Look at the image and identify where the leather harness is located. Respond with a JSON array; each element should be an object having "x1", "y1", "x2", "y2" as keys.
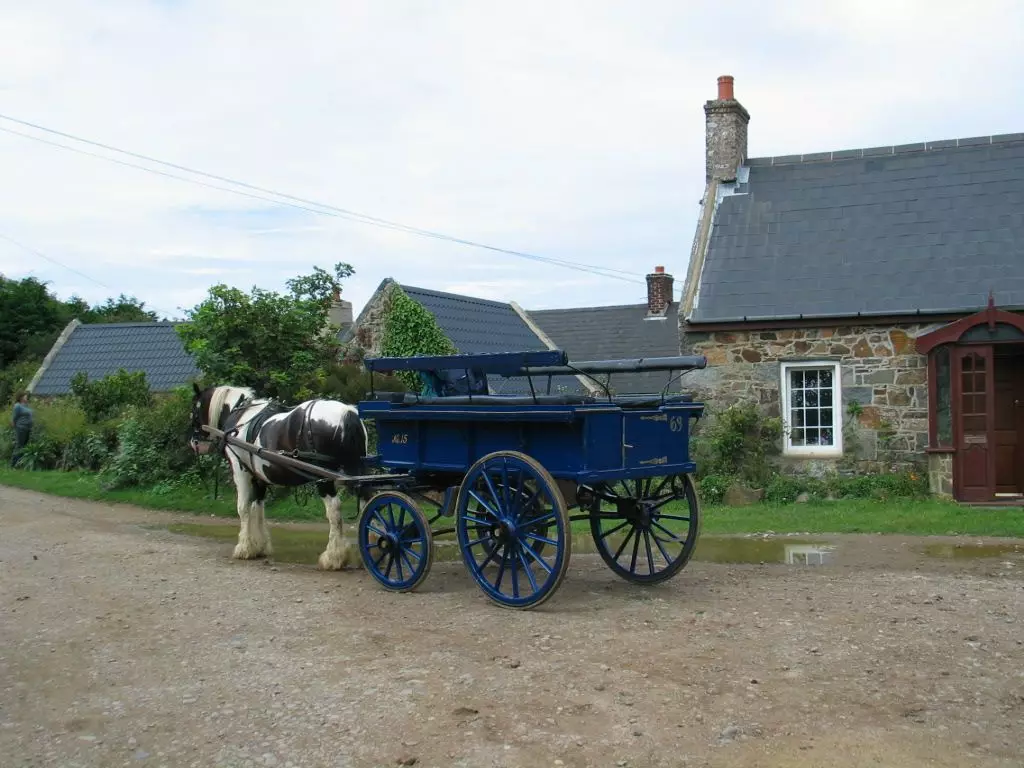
[{"x1": 215, "y1": 396, "x2": 340, "y2": 479}]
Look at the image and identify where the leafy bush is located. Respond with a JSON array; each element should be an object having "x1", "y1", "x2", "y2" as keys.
[
  {"x1": 71, "y1": 369, "x2": 152, "y2": 423},
  {"x1": 692, "y1": 401, "x2": 783, "y2": 487},
  {"x1": 101, "y1": 387, "x2": 198, "y2": 489},
  {"x1": 380, "y1": 285, "x2": 457, "y2": 391},
  {"x1": 320, "y1": 362, "x2": 406, "y2": 404},
  {"x1": 696, "y1": 473, "x2": 733, "y2": 506},
  {"x1": 0, "y1": 358, "x2": 41, "y2": 406},
  {"x1": 764, "y1": 470, "x2": 929, "y2": 504}
]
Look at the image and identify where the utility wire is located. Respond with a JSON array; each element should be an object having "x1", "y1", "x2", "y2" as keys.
[
  {"x1": 0, "y1": 231, "x2": 110, "y2": 289},
  {"x1": 0, "y1": 230, "x2": 179, "y2": 319},
  {"x1": 0, "y1": 113, "x2": 645, "y2": 284}
]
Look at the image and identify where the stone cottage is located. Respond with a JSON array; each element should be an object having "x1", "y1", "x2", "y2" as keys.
[
  {"x1": 340, "y1": 270, "x2": 682, "y2": 396},
  {"x1": 679, "y1": 75, "x2": 1024, "y2": 503}
]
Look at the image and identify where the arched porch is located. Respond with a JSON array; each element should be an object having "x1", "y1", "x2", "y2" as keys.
[{"x1": 917, "y1": 297, "x2": 1024, "y2": 502}]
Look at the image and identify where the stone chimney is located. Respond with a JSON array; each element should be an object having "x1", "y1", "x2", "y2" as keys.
[
  {"x1": 326, "y1": 285, "x2": 353, "y2": 335},
  {"x1": 704, "y1": 74, "x2": 750, "y2": 182},
  {"x1": 646, "y1": 266, "x2": 674, "y2": 317}
]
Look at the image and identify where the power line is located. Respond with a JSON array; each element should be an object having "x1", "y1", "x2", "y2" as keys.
[
  {"x1": 0, "y1": 231, "x2": 110, "y2": 289},
  {"x1": 0, "y1": 113, "x2": 645, "y2": 284},
  {"x1": 0, "y1": 230, "x2": 179, "y2": 319}
]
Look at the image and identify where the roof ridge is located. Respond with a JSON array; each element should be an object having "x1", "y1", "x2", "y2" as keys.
[
  {"x1": 529, "y1": 302, "x2": 654, "y2": 313},
  {"x1": 77, "y1": 321, "x2": 181, "y2": 328},
  {"x1": 748, "y1": 131, "x2": 1024, "y2": 168},
  {"x1": 399, "y1": 283, "x2": 514, "y2": 308}
]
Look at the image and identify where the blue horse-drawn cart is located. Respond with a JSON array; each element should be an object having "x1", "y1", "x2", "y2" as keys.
[
  {"x1": 350, "y1": 348, "x2": 707, "y2": 609},
  {"x1": 205, "y1": 348, "x2": 707, "y2": 609}
]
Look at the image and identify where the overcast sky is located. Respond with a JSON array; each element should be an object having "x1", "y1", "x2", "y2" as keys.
[{"x1": 1, "y1": 0, "x2": 1022, "y2": 320}]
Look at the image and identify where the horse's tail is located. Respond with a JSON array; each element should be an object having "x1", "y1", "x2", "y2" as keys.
[{"x1": 338, "y1": 407, "x2": 368, "y2": 477}]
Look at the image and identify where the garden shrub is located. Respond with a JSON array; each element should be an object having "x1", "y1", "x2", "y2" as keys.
[
  {"x1": 696, "y1": 473, "x2": 733, "y2": 506},
  {"x1": 692, "y1": 401, "x2": 783, "y2": 487},
  {"x1": 71, "y1": 369, "x2": 152, "y2": 423},
  {"x1": 101, "y1": 387, "x2": 198, "y2": 489}
]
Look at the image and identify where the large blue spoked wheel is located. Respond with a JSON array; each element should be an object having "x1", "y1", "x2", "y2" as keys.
[
  {"x1": 358, "y1": 491, "x2": 434, "y2": 592},
  {"x1": 586, "y1": 473, "x2": 701, "y2": 585},
  {"x1": 455, "y1": 451, "x2": 571, "y2": 610}
]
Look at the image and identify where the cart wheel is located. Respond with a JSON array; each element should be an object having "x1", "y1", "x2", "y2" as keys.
[
  {"x1": 455, "y1": 451, "x2": 571, "y2": 610},
  {"x1": 587, "y1": 473, "x2": 701, "y2": 585},
  {"x1": 358, "y1": 491, "x2": 434, "y2": 592}
]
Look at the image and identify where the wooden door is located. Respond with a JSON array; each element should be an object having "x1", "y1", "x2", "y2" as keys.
[
  {"x1": 954, "y1": 346, "x2": 995, "y2": 502},
  {"x1": 993, "y1": 354, "x2": 1024, "y2": 496}
]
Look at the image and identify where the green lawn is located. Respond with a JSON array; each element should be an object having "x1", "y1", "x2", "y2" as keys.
[{"x1": 1, "y1": 468, "x2": 1021, "y2": 538}]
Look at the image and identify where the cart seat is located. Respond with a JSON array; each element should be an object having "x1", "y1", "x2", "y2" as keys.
[{"x1": 364, "y1": 392, "x2": 695, "y2": 408}]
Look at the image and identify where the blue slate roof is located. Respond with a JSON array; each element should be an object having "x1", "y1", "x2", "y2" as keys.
[
  {"x1": 529, "y1": 304, "x2": 682, "y2": 395},
  {"x1": 690, "y1": 133, "x2": 1024, "y2": 324},
  {"x1": 399, "y1": 285, "x2": 583, "y2": 395},
  {"x1": 32, "y1": 322, "x2": 201, "y2": 396}
]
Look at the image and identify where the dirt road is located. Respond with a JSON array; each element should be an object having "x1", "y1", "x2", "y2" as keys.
[{"x1": 1, "y1": 485, "x2": 1022, "y2": 768}]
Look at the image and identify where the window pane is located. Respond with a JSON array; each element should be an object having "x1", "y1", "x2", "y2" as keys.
[
  {"x1": 974, "y1": 354, "x2": 986, "y2": 371},
  {"x1": 785, "y1": 366, "x2": 839, "y2": 450},
  {"x1": 935, "y1": 346, "x2": 952, "y2": 446}
]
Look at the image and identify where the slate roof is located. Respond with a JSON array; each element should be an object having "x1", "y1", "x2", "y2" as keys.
[
  {"x1": 529, "y1": 304, "x2": 682, "y2": 394},
  {"x1": 398, "y1": 284, "x2": 583, "y2": 395},
  {"x1": 31, "y1": 322, "x2": 200, "y2": 396},
  {"x1": 690, "y1": 133, "x2": 1024, "y2": 324}
]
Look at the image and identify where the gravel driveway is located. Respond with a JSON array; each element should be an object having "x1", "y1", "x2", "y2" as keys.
[{"x1": 1, "y1": 485, "x2": 1022, "y2": 768}]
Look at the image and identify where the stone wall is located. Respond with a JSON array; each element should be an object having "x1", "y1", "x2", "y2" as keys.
[
  {"x1": 681, "y1": 321, "x2": 946, "y2": 479},
  {"x1": 927, "y1": 452, "x2": 953, "y2": 497},
  {"x1": 341, "y1": 281, "x2": 397, "y2": 362}
]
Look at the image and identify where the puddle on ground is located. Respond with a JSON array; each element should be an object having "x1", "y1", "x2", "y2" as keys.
[
  {"x1": 163, "y1": 523, "x2": 836, "y2": 567},
  {"x1": 922, "y1": 542, "x2": 1024, "y2": 560}
]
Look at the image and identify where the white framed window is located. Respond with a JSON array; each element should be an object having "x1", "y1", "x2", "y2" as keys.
[{"x1": 780, "y1": 361, "x2": 843, "y2": 457}]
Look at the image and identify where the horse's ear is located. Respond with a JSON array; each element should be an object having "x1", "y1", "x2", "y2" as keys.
[{"x1": 193, "y1": 382, "x2": 202, "y2": 396}]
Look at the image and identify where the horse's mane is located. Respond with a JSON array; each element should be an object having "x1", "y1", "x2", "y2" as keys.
[{"x1": 208, "y1": 385, "x2": 256, "y2": 428}]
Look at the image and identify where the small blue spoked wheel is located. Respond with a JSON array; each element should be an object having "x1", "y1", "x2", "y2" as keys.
[
  {"x1": 587, "y1": 473, "x2": 701, "y2": 585},
  {"x1": 358, "y1": 491, "x2": 434, "y2": 592},
  {"x1": 455, "y1": 451, "x2": 571, "y2": 610}
]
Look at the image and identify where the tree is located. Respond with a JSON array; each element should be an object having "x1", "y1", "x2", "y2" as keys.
[
  {"x1": 76, "y1": 294, "x2": 159, "y2": 324},
  {"x1": 0, "y1": 276, "x2": 66, "y2": 368},
  {"x1": 175, "y1": 263, "x2": 355, "y2": 403}
]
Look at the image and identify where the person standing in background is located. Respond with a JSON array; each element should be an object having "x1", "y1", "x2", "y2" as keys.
[{"x1": 11, "y1": 391, "x2": 33, "y2": 468}]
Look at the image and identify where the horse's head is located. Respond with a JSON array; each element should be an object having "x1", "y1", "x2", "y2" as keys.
[
  {"x1": 189, "y1": 382, "x2": 258, "y2": 454},
  {"x1": 189, "y1": 382, "x2": 217, "y2": 454}
]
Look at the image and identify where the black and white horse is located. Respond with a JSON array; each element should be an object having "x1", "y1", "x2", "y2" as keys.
[{"x1": 189, "y1": 383, "x2": 368, "y2": 570}]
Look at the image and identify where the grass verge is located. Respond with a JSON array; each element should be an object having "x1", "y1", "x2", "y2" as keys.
[{"x1": 1, "y1": 468, "x2": 1022, "y2": 538}]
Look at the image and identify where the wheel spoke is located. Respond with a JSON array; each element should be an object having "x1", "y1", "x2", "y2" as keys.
[
  {"x1": 597, "y1": 519, "x2": 631, "y2": 541},
  {"x1": 395, "y1": 552, "x2": 405, "y2": 582},
  {"x1": 651, "y1": 529, "x2": 674, "y2": 564},
  {"x1": 613, "y1": 526, "x2": 636, "y2": 561},
  {"x1": 519, "y1": 510, "x2": 557, "y2": 529},
  {"x1": 481, "y1": 470, "x2": 504, "y2": 516},
  {"x1": 629, "y1": 528, "x2": 641, "y2": 573},
  {"x1": 468, "y1": 489, "x2": 500, "y2": 519},
  {"x1": 493, "y1": 546, "x2": 510, "y2": 591},
  {"x1": 651, "y1": 520, "x2": 687, "y2": 543},
  {"x1": 509, "y1": 545, "x2": 521, "y2": 598},
  {"x1": 463, "y1": 511, "x2": 496, "y2": 527},
  {"x1": 521, "y1": 539, "x2": 554, "y2": 575},
  {"x1": 465, "y1": 535, "x2": 493, "y2": 549},
  {"x1": 517, "y1": 548, "x2": 539, "y2": 593},
  {"x1": 643, "y1": 529, "x2": 656, "y2": 575},
  {"x1": 524, "y1": 531, "x2": 557, "y2": 547},
  {"x1": 400, "y1": 550, "x2": 417, "y2": 575}
]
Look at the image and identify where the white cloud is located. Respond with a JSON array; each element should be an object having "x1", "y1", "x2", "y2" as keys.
[{"x1": 0, "y1": 0, "x2": 1022, "y2": 320}]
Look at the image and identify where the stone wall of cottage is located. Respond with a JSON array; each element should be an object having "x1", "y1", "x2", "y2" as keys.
[
  {"x1": 681, "y1": 322, "x2": 948, "y2": 487},
  {"x1": 341, "y1": 281, "x2": 397, "y2": 362}
]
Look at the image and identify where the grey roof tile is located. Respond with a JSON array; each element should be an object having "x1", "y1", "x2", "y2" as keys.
[
  {"x1": 691, "y1": 137, "x2": 1024, "y2": 323},
  {"x1": 398, "y1": 284, "x2": 582, "y2": 395},
  {"x1": 32, "y1": 322, "x2": 200, "y2": 396},
  {"x1": 528, "y1": 304, "x2": 683, "y2": 395}
]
